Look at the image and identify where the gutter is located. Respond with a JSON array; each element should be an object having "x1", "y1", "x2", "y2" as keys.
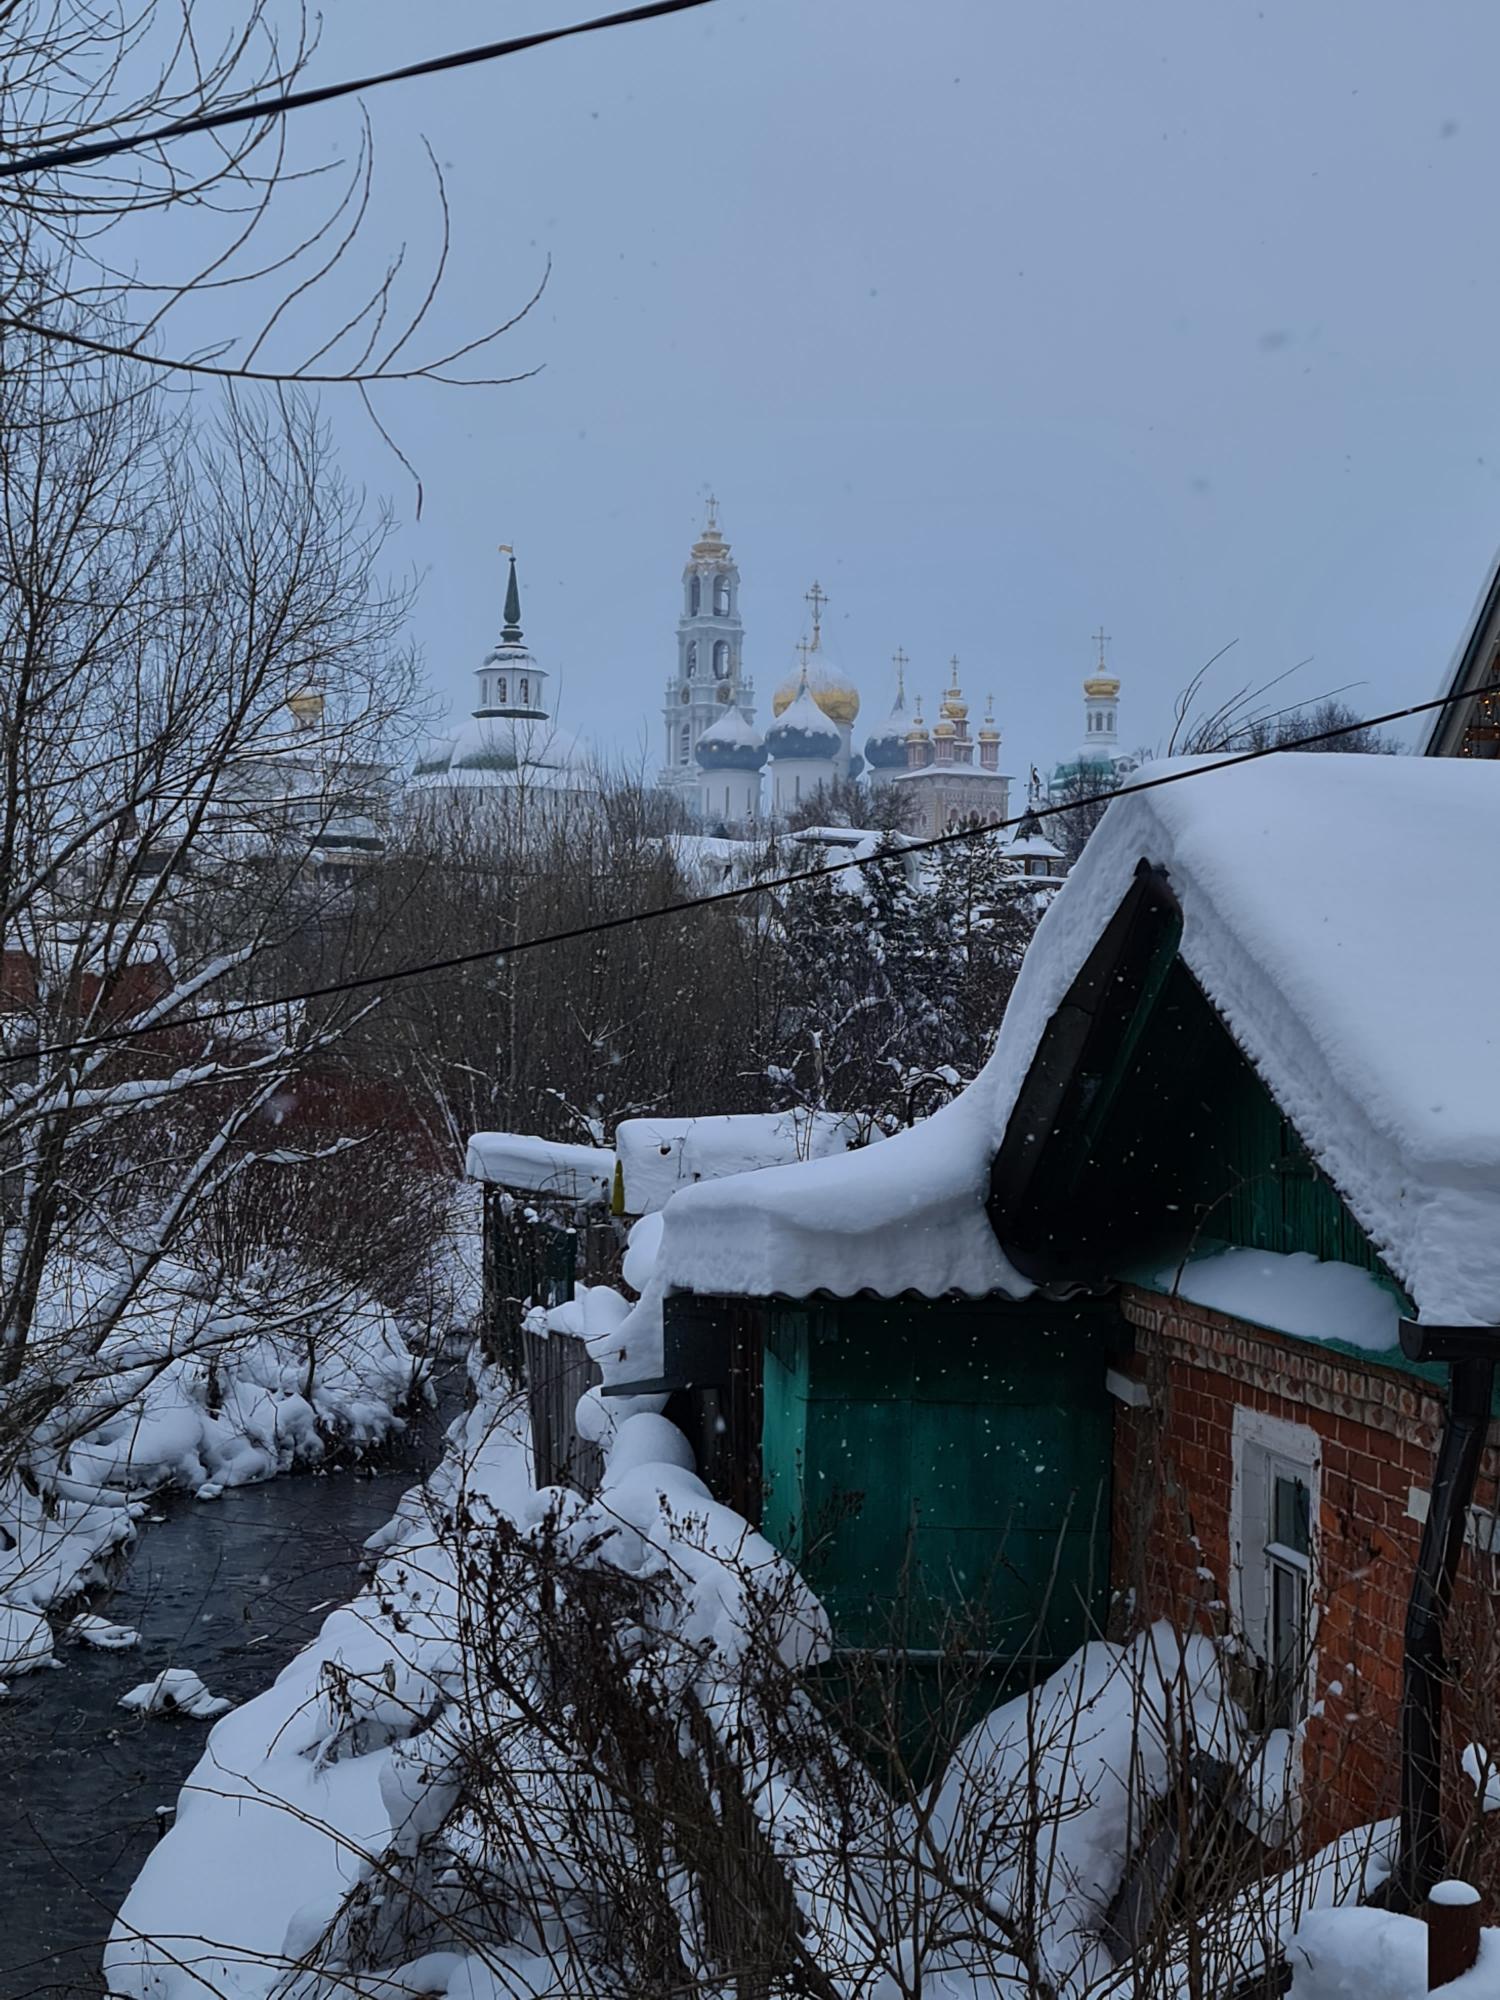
[{"x1": 1394, "y1": 1316, "x2": 1500, "y2": 1907}]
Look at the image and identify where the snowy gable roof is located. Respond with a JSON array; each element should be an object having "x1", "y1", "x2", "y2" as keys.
[
  {"x1": 653, "y1": 755, "x2": 1500, "y2": 1324},
  {"x1": 997, "y1": 753, "x2": 1500, "y2": 1325},
  {"x1": 615, "y1": 1111, "x2": 863, "y2": 1217},
  {"x1": 465, "y1": 1131, "x2": 614, "y2": 1204}
]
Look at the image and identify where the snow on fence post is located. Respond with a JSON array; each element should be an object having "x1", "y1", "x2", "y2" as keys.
[{"x1": 1427, "y1": 1880, "x2": 1481, "y2": 1989}]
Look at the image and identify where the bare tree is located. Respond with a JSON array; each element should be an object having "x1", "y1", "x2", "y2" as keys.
[
  {"x1": 0, "y1": 319, "x2": 421, "y2": 1467},
  {"x1": 0, "y1": 1, "x2": 543, "y2": 503}
]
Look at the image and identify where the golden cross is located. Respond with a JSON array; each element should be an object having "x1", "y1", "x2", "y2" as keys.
[
  {"x1": 795, "y1": 636, "x2": 812, "y2": 670},
  {"x1": 804, "y1": 581, "x2": 827, "y2": 645},
  {"x1": 705, "y1": 492, "x2": 718, "y2": 529},
  {"x1": 1093, "y1": 626, "x2": 1112, "y2": 669},
  {"x1": 949, "y1": 653, "x2": 961, "y2": 684},
  {"x1": 892, "y1": 646, "x2": 909, "y2": 698}
]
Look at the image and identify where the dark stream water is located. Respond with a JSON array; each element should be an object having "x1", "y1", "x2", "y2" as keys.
[{"x1": 0, "y1": 1384, "x2": 461, "y2": 2000}]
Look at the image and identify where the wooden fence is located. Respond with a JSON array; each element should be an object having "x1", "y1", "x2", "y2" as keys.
[{"x1": 524, "y1": 1325, "x2": 604, "y2": 1494}]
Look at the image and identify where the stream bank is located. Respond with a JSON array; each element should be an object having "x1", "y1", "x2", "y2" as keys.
[{"x1": 1, "y1": 1376, "x2": 463, "y2": 2000}]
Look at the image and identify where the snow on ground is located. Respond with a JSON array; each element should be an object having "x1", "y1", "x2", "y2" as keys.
[
  {"x1": 106, "y1": 1376, "x2": 535, "y2": 1999},
  {"x1": 0, "y1": 1255, "x2": 423, "y2": 1679},
  {"x1": 107, "y1": 1329, "x2": 825, "y2": 1998},
  {"x1": 1286, "y1": 1905, "x2": 1500, "y2": 1998},
  {"x1": 105, "y1": 1294, "x2": 1420, "y2": 2000}
]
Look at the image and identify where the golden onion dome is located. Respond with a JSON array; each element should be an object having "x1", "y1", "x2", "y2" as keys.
[
  {"x1": 771, "y1": 651, "x2": 861, "y2": 728},
  {"x1": 978, "y1": 694, "x2": 1001, "y2": 742},
  {"x1": 1083, "y1": 673, "x2": 1121, "y2": 699},
  {"x1": 905, "y1": 702, "x2": 930, "y2": 745}
]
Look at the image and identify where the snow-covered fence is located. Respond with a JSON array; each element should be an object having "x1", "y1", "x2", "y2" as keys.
[{"x1": 523, "y1": 1321, "x2": 603, "y2": 1492}]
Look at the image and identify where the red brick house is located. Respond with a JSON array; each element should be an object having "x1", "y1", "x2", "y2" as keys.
[{"x1": 639, "y1": 751, "x2": 1500, "y2": 1901}]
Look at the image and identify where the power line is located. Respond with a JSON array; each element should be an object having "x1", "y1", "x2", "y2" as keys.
[
  {"x1": 0, "y1": 0, "x2": 718, "y2": 182},
  {"x1": 0, "y1": 680, "x2": 1481, "y2": 1073}
]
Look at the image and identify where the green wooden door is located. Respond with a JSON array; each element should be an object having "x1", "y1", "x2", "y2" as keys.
[{"x1": 760, "y1": 1298, "x2": 1118, "y2": 1671}]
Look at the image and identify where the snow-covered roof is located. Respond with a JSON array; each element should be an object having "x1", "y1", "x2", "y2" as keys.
[
  {"x1": 1045, "y1": 753, "x2": 1500, "y2": 1324},
  {"x1": 765, "y1": 683, "x2": 842, "y2": 758},
  {"x1": 465, "y1": 1131, "x2": 614, "y2": 1203},
  {"x1": 651, "y1": 755, "x2": 1500, "y2": 1325},
  {"x1": 653, "y1": 1094, "x2": 1031, "y2": 1303},
  {"x1": 615, "y1": 1111, "x2": 863, "y2": 1217},
  {"x1": 1005, "y1": 829, "x2": 1065, "y2": 862},
  {"x1": 695, "y1": 706, "x2": 763, "y2": 752}
]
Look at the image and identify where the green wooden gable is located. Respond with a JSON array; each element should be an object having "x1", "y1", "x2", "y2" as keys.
[
  {"x1": 989, "y1": 865, "x2": 1412, "y2": 1316},
  {"x1": 759, "y1": 1295, "x2": 1122, "y2": 1671}
]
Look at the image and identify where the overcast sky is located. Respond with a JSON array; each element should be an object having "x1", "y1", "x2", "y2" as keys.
[{"x1": 249, "y1": 0, "x2": 1500, "y2": 771}]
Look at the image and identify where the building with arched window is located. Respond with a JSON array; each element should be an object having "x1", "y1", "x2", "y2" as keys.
[{"x1": 659, "y1": 500, "x2": 760, "y2": 820}]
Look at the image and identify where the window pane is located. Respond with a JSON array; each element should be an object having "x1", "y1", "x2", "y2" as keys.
[
  {"x1": 1269, "y1": 1558, "x2": 1308, "y2": 1727},
  {"x1": 1274, "y1": 1474, "x2": 1311, "y2": 1556}
]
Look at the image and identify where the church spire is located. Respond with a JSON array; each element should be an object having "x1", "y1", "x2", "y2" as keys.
[{"x1": 499, "y1": 545, "x2": 523, "y2": 645}]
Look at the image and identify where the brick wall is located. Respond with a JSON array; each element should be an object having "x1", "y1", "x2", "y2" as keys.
[{"x1": 1111, "y1": 1284, "x2": 1500, "y2": 1848}]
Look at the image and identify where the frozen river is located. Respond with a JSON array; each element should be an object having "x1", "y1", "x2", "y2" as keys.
[{"x1": 0, "y1": 1383, "x2": 460, "y2": 1999}]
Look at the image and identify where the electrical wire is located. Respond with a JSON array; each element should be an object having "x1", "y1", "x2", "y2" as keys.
[
  {"x1": 0, "y1": 0, "x2": 719, "y2": 181},
  {"x1": 0, "y1": 678, "x2": 1482, "y2": 1072}
]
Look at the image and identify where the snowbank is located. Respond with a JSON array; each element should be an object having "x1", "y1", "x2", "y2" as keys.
[
  {"x1": 0, "y1": 1257, "x2": 421, "y2": 1673},
  {"x1": 107, "y1": 1384, "x2": 535, "y2": 1999},
  {"x1": 110, "y1": 1324, "x2": 825, "y2": 1997},
  {"x1": 1287, "y1": 1905, "x2": 1500, "y2": 1998}
]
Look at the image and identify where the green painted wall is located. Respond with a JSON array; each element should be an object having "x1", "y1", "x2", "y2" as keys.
[{"x1": 761, "y1": 1297, "x2": 1118, "y2": 1668}]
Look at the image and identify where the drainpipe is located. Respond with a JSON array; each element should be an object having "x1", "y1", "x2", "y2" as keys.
[{"x1": 1394, "y1": 1317, "x2": 1499, "y2": 1910}]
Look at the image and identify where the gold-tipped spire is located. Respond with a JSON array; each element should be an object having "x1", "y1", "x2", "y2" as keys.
[{"x1": 978, "y1": 693, "x2": 1000, "y2": 741}]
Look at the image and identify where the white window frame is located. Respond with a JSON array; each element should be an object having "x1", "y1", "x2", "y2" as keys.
[{"x1": 1231, "y1": 1406, "x2": 1320, "y2": 1730}]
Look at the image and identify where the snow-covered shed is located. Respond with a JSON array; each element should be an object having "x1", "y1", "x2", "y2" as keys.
[
  {"x1": 465, "y1": 1131, "x2": 616, "y2": 1373},
  {"x1": 611, "y1": 1110, "x2": 863, "y2": 1218},
  {"x1": 631, "y1": 754, "x2": 1500, "y2": 1842}
]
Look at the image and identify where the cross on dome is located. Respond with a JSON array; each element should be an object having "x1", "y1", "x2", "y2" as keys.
[
  {"x1": 1093, "y1": 626, "x2": 1112, "y2": 670},
  {"x1": 804, "y1": 581, "x2": 827, "y2": 648},
  {"x1": 892, "y1": 646, "x2": 909, "y2": 697}
]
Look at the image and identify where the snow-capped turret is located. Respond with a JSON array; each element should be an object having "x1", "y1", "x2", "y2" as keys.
[
  {"x1": 694, "y1": 702, "x2": 766, "y2": 825},
  {"x1": 694, "y1": 704, "x2": 766, "y2": 773},
  {"x1": 766, "y1": 675, "x2": 842, "y2": 763},
  {"x1": 767, "y1": 669, "x2": 841, "y2": 816},
  {"x1": 864, "y1": 652, "x2": 911, "y2": 784}
]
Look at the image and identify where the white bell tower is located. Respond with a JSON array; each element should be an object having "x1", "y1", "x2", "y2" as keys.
[{"x1": 660, "y1": 498, "x2": 755, "y2": 809}]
